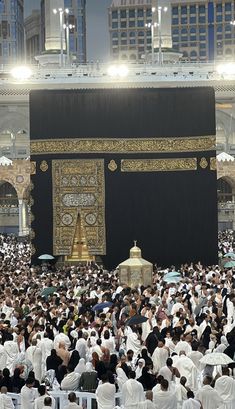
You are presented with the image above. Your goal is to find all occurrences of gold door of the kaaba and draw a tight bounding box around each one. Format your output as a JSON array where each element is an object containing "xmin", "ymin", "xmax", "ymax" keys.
[{"xmin": 52, "ymin": 159, "xmax": 106, "ymax": 257}]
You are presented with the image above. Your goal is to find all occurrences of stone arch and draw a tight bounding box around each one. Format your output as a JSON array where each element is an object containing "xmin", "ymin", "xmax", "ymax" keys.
[
  {"xmin": 217, "ymin": 176, "xmax": 233, "ymax": 202},
  {"xmin": 0, "ymin": 181, "xmax": 18, "ymax": 205}
]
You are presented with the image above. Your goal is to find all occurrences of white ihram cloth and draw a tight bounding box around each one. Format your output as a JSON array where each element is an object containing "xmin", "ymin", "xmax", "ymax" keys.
[
  {"xmin": 182, "ymin": 398, "xmax": 201, "ymax": 409},
  {"xmin": 174, "ymin": 355, "xmax": 198, "ymax": 390},
  {"xmin": 0, "ymin": 394, "xmax": 14, "ymax": 409},
  {"xmin": 175, "ymin": 341, "xmax": 192, "ymax": 356},
  {"xmin": 116, "ymin": 368, "xmax": 128, "ymax": 391},
  {"xmin": 74, "ymin": 358, "xmax": 86, "ymax": 375},
  {"xmin": 121, "ymin": 379, "xmax": 145, "ymax": 409},
  {"xmin": 195, "ymin": 384, "xmax": 223, "ymax": 409},
  {"xmin": 61, "ymin": 372, "xmax": 80, "ymax": 390},
  {"xmin": 20, "ymin": 385, "xmax": 37, "ymax": 409},
  {"xmin": 0, "ymin": 345, "xmax": 7, "ymax": 371},
  {"xmin": 96, "ymin": 382, "xmax": 116, "ymax": 409},
  {"xmin": 152, "ymin": 347, "xmax": 169, "ymax": 373},
  {"xmin": 34, "ymin": 394, "xmax": 56, "ymax": 409},
  {"xmin": 152, "ymin": 388, "xmax": 177, "ymax": 409},
  {"xmin": 188, "ymin": 351, "xmax": 203, "ymax": 371},
  {"xmin": 25, "ymin": 345, "xmax": 42, "ymax": 382},
  {"xmin": 214, "ymin": 375, "xmax": 235, "ymax": 409},
  {"xmin": 125, "ymin": 331, "xmax": 141, "ymax": 357},
  {"xmin": 4, "ymin": 341, "xmax": 19, "ymax": 375}
]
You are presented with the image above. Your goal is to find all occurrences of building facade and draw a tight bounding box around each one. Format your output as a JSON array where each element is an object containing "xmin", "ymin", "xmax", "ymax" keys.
[
  {"xmin": 64, "ymin": 0, "xmax": 87, "ymax": 63},
  {"xmin": 171, "ymin": 0, "xmax": 235, "ymax": 62},
  {"xmin": 0, "ymin": 0, "xmax": 24, "ymax": 65},
  {"xmin": 24, "ymin": 10, "xmax": 41, "ymax": 64},
  {"xmin": 109, "ymin": 0, "xmax": 153, "ymax": 62},
  {"xmin": 109, "ymin": 0, "xmax": 235, "ymax": 62}
]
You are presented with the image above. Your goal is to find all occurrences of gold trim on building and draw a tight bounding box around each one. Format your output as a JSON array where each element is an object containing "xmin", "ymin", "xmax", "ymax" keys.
[
  {"xmin": 199, "ymin": 157, "xmax": 208, "ymax": 169},
  {"xmin": 210, "ymin": 157, "xmax": 217, "ymax": 171},
  {"xmin": 30, "ymin": 161, "xmax": 36, "ymax": 175},
  {"xmin": 40, "ymin": 160, "xmax": 49, "ymax": 172},
  {"xmin": 108, "ymin": 160, "xmax": 118, "ymax": 171},
  {"xmin": 31, "ymin": 136, "xmax": 216, "ymax": 155},
  {"xmin": 121, "ymin": 158, "xmax": 197, "ymax": 172}
]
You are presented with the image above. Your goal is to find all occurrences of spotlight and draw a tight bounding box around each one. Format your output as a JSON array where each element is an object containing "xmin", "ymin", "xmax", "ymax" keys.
[
  {"xmin": 107, "ymin": 65, "xmax": 129, "ymax": 78},
  {"xmin": 216, "ymin": 63, "xmax": 235, "ymax": 75},
  {"xmin": 10, "ymin": 66, "xmax": 32, "ymax": 81}
]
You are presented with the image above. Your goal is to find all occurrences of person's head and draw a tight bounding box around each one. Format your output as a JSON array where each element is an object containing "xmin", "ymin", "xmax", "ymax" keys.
[
  {"xmin": 25, "ymin": 377, "xmax": 35, "ymax": 388},
  {"xmin": 2, "ymin": 368, "xmax": 10, "ymax": 378},
  {"xmin": 187, "ymin": 391, "xmax": 194, "ymax": 399},
  {"xmin": 13, "ymin": 368, "xmax": 21, "ymax": 378},
  {"xmin": 222, "ymin": 367, "xmax": 229, "ymax": 376},
  {"xmin": 43, "ymin": 396, "xmax": 52, "ymax": 407},
  {"xmin": 137, "ymin": 358, "xmax": 145, "ymax": 368},
  {"xmin": 38, "ymin": 385, "xmax": 46, "ymax": 396},
  {"xmin": 101, "ymin": 373, "xmax": 109, "ymax": 383},
  {"xmin": 203, "ymin": 376, "xmax": 212, "ymax": 386},
  {"xmin": 166, "ymin": 358, "xmax": 173, "ymax": 367},
  {"xmin": 0, "ymin": 386, "xmax": 7, "ymax": 395},
  {"xmin": 180, "ymin": 376, "xmax": 187, "ymax": 386},
  {"xmin": 68, "ymin": 392, "xmax": 76, "ymax": 403},
  {"xmin": 146, "ymin": 390, "xmax": 153, "ymax": 401},
  {"xmin": 160, "ymin": 379, "xmax": 169, "ymax": 391},
  {"xmin": 129, "ymin": 370, "xmax": 136, "ymax": 379},
  {"xmin": 103, "ymin": 330, "xmax": 110, "ymax": 340}
]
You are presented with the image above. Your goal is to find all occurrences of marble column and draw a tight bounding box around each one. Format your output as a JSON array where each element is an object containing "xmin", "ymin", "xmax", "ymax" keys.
[
  {"xmin": 18, "ymin": 199, "xmax": 29, "ymax": 236},
  {"xmin": 18, "ymin": 199, "xmax": 23, "ymax": 237},
  {"xmin": 152, "ymin": 0, "xmax": 172, "ymax": 50},
  {"xmin": 45, "ymin": 0, "xmax": 65, "ymax": 51}
]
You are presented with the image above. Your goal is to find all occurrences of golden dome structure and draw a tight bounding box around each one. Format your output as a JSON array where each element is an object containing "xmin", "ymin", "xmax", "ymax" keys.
[{"xmin": 119, "ymin": 241, "xmax": 153, "ymax": 288}]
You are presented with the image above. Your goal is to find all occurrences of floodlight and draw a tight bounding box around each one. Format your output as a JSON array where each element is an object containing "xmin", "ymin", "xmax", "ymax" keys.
[{"xmin": 10, "ymin": 66, "xmax": 32, "ymax": 81}]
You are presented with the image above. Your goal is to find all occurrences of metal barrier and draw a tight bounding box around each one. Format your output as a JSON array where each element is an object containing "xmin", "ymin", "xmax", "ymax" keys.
[{"xmin": 8, "ymin": 391, "xmax": 122, "ymax": 409}]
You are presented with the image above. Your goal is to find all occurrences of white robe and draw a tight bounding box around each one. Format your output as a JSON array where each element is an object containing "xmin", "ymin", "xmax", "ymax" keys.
[
  {"xmin": 26, "ymin": 345, "xmax": 42, "ymax": 382},
  {"xmin": 152, "ymin": 347, "xmax": 169, "ymax": 373},
  {"xmin": 215, "ymin": 375, "xmax": 235, "ymax": 409},
  {"xmin": 0, "ymin": 345, "xmax": 7, "ymax": 371},
  {"xmin": 152, "ymin": 388, "xmax": 177, "ymax": 409},
  {"xmin": 174, "ymin": 355, "xmax": 198, "ymax": 390},
  {"xmin": 125, "ymin": 332, "xmax": 141, "ymax": 358},
  {"xmin": 0, "ymin": 394, "xmax": 14, "ymax": 409},
  {"xmin": 188, "ymin": 351, "xmax": 203, "ymax": 371},
  {"xmin": 20, "ymin": 385, "xmax": 37, "ymax": 409},
  {"xmin": 54, "ymin": 333, "xmax": 71, "ymax": 350},
  {"xmin": 116, "ymin": 367, "xmax": 128, "ymax": 391},
  {"xmin": 61, "ymin": 372, "xmax": 80, "ymax": 390},
  {"xmin": 34, "ymin": 394, "xmax": 56, "ymax": 409},
  {"xmin": 195, "ymin": 384, "xmax": 223, "ymax": 409},
  {"xmin": 96, "ymin": 382, "xmax": 116, "ymax": 409},
  {"xmin": 4, "ymin": 341, "xmax": 19, "ymax": 375},
  {"xmin": 121, "ymin": 379, "xmax": 145, "ymax": 409},
  {"xmin": 182, "ymin": 398, "xmax": 201, "ymax": 409}
]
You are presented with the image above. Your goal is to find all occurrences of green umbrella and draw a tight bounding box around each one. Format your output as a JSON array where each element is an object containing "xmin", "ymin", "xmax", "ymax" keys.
[
  {"xmin": 224, "ymin": 252, "xmax": 235, "ymax": 259},
  {"xmin": 41, "ymin": 287, "xmax": 57, "ymax": 297},
  {"xmin": 224, "ymin": 260, "xmax": 235, "ymax": 268}
]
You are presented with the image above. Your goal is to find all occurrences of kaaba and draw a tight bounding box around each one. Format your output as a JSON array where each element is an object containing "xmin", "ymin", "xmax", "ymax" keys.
[{"xmin": 30, "ymin": 87, "xmax": 218, "ymax": 269}]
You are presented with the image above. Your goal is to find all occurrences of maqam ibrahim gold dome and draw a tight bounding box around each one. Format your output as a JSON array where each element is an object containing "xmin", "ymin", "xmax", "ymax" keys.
[
  {"xmin": 130, "ymin": 241, "xmax": 142, "ymax": 258},
  {"xmin": 119, "ymin": 241, "xmax": 153, "ymax": 287}
]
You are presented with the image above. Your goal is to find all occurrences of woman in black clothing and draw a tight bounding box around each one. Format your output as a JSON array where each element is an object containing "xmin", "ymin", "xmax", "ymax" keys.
[
  {"xmin": 108, "ymin": 354, "xmax": 118, "ymax": 374},
  {"xmin": 11, "ymin": 368, "xmax": 25, "ymax": 393},
  {"xmin": 0, "ymin": 368, "xmax": 13, "ymax": 392},
  {"xmin": 46, "ymin": 349, "xmax": 63, "ymax": 380},
  {"xmin": 137, "ymin": 367, "xmax": 157, "ymax": 391},
  {"xmin": 68, "ymin": 350, "xmax": 80, "ymax": 371}
]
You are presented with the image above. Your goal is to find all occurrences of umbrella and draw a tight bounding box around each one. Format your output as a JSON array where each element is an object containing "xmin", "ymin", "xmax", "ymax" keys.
[
  {"xmin": 41, "ymin": 287, "xmax": 57, "ymax": 297},
  {"xmin": 224, "ymin": 260, "xmax": 235, "ymax": 268},
  {"xmin": 92, "ymin": 302, "xmax": 113, "ymax": 311},
  {"xmin": 164, "ymin": 272, "xmax": 181, "ymax": 279},
  {"xmin": 163, "ymin": 275, "xmax": 181, "ymax": 284},
  {"xmin": 125, "ymin": 315, "xmax": 148, "ymax": 326},
  {"xmin": 224, "ymin": 252, "xmax": 235, "ymax": 259},
  {"xmin": 199, "ymin": 353, "xmax": 234, "ymax": 366},
  {"xmin": 38, "ymin": 254, "xmax": 55, "ymax": 260}
]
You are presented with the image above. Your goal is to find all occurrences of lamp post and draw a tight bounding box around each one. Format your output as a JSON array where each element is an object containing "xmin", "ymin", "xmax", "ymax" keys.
[
  {"xmin": 145, "ymin": 6, "xmax": 157, "ymax": 64},
  {"xmin": 53, "ymin": 7, "xmax": 69, "ymax": 68},
  {"xmin": 158, "ymin": 6, "xmax": 168, "ymax": 65},
  {"xmin": 63, "ymin": 23, "xmax": 75, "ymax": 66}
]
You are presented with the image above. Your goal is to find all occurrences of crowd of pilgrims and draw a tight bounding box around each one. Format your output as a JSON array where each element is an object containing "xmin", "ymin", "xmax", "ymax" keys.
[{"xmin": 0, "ymin": 233, "xmax": 234, "ymax": 409}]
